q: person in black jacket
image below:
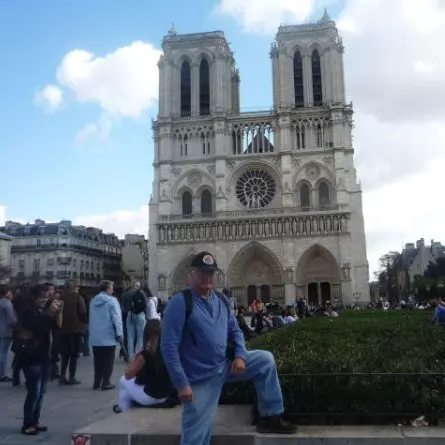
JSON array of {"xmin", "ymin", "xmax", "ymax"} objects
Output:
[
  {"xmin": 113, "ymin": 319, "xmax": 175, "ymax": 412},
  {"xmin": 16, "ymin": 284, "xmax": 62, "ymax": 435}
]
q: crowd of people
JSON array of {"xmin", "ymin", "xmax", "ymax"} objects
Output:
[
  {"xmin": 0, "ymin": 250, "xmax": 297, "ymax": 444},
  {"xmin": 2, "ymin": 265, "xmax": 444, "ymax": 442}
]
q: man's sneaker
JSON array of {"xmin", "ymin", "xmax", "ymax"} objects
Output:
[{"xmin": 256, "ymin": 415, "xmax": 297, "ymax": 434}]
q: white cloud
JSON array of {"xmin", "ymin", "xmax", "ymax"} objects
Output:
[
  {"xmin": 34, "ymin": 84, "xmax": 64, "ymax": 112},
  {"xmin": 364, "ymin": 153, "xmax": 445, "ymax": 276},
  {"xmin": 338, "ymin": 0, "xmax": 445, "ymax": 123},
  {"xmin": 75, "ymin": 114, "xmax": 112, "ymax": 146},
  {"xmin": 337, "ymin": 0, "xmax": 445, "ymax": 273},
  {"xmin": 74, "ymin": 205, "xmax": 149, "ymax": 238},
  {"xmin": 215, "ymin": 0, "xmax": 315, "ymax": 34},
  {"xmin": 56, "ymin": 41, "xmax": 161, "ymax": 117},
  {"xmin": 37, "ymin": 41, "xmax": 161, "ymax": 143}
]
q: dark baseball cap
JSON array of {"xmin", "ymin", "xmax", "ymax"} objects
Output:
[{"xmin": 190, "ymin": 251, "xmax": 218, "ymax": 272}]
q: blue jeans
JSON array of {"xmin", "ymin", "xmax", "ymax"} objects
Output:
[
  {"xmin": 181, "ymin": 349, "xmax": 284, "ymax": 445},
  {"xmin": 22, "ymin": 363, "xmax": 51, "ymax": 428},
  {"xmin": 83, "ymin": 324, "xmax": 90, "ymax": 356},
  {"xmin": 126, "ymin": 313, "xmax": 146, "ymax": 358},
  {"xmin": 0, "ymin": 337, "xmax": 12, "ymax": 378}
]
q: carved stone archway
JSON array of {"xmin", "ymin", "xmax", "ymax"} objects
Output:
[
  {"xmin": 171, "ymin": 255, "xmax": 194, "ymax": 294},
  {"xmin": 296, "ymin": 244, "xmax": 341, "ymax": 307},
  {"xmin": 228, "ymin": 242, "xmax": 284, "ymax": 306}
]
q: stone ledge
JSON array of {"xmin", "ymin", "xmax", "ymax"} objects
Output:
[{"xmin": 72, "ymin": 406, "xmax": 445, "ymax": 445}]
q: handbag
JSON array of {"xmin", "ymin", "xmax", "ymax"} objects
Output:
[{"xmin": 11, "ymin": 329, "xmax": 34, "ymax": 354}]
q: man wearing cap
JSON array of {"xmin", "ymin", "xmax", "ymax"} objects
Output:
[{"xmin": 161, "ymin": 251, "xmax": 296, "ymax": 445}]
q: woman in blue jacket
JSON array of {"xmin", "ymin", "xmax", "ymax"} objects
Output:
[{"xmin": 89, "ymin": 280, "xmax": 123, "ymax": 391}]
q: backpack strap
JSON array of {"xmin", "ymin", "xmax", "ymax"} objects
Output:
[
  {"xmin": 183, "ymin": 289, "xmax": 194, "ymax": 325},
  {"xmin": 214, "ymin": 291, "xmax": 231, "ymax": 317}
]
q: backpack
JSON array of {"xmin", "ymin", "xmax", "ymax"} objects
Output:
[
  {"xmin": 182, "ymin": 289, "xmax": 236, "ymax": 360},
  {"xmin": 131, "ymin": 290, "xmax": 147, "ymax": 314}
]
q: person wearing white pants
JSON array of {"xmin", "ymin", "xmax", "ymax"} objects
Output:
[
  {"xmin": 118, "ymin": 376, "xmax": 167, "ymax": 411},
  {"xmin": 113, "ymin": 318, "xmax": 174, "ymax": 413}
]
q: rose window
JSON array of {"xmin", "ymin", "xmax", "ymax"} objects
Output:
[{"xmin": 236, "ymin": 169, "xmax": 276, "ymax": 209}]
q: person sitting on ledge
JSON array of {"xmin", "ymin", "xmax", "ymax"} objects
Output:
[
  {"xmin": 161, "ymin": 251, "xmax": 297, "ymax": 445},
  {"xmin": 113, "ymin": 319, "xmax": 175, "ymax": 413}
]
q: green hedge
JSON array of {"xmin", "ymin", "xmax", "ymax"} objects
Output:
[{"xmin": 220, "ymin": 310, "xmax": 445, "ymax": 425}]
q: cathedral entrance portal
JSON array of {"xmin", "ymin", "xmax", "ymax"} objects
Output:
[
  {"xmin": 308, "ymin": 282, "xmax": 318, "ymax": 306},
  {"xmin": 228, "ymin": 242, "xmax": 284, "ymax": 307},
  {"xmin": 307, "ymin": 281, "xmax": 332, "ymax": 306},
  {"xmin": 296, "ymin": 245, "xmax": 341, "ymax": 307}
]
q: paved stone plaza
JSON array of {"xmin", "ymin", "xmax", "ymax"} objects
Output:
[{"xmin": 0, "ymin": 356, "xmax": 126, "ymax": 445}]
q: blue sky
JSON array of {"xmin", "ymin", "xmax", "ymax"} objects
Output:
[
  {"xmin": 0, "ymin": 0, "xmax": 343, "ymax": 222},
  {"xmin": 1, "ymin": 0, "xmax": 444, "ymax": 273}
]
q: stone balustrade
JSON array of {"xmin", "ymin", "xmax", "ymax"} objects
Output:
[
  {"xmin": 158, "ymin": 205, "xmax": 343, "ymax": 222},
  {"xmin": 157, "ymin": 211, "xmax": 349, "ymax": 244}
]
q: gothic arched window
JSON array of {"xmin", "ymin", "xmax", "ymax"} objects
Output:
[
  {"xmin": 300, "ymin": 183, "xmax": 310, "ymax": 208},
  {"xmin": 200, "ymin": 189, "xmax": 212, "ymax": 215},
  {"xmin": 296, "ymin": 125, "xmax": 306, "ymax": 150},
  {"xmin": 199, "ymin": 59, "xmax": 210, "ymax": 115},
  {"xmin": 180, "ymin": 61, "xmax": 191, "ymax": 116},
  {"xmin": 183, "ymin": 134, "xmax": 188, "ymax": 156},
  {"xmin": 312, "ymin": 50, "xmax": 323, "ymax": 106},
  {"xmin": 316, "ymin": 124, "xmax": 323, "ymax": 148},
  {"xmin": 182, "ymin": 191, "xmax": 192, "ymax": 216},
  {"xmin": 319, "ymin": 182, "xmax": 330, "ymax": 208},
  {"xmin": 201, "ymin": 133, "xmax": 206, "ymax": 155},
  {"xmin": 293, "ymin": 51, "xmax": 304, "ymax": 108}
]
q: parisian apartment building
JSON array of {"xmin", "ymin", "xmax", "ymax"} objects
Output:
[
  {"xmin": 0, "ymin": 219, "xmax": 122, "ymax": 287},
  {"xmin": 120, "ymin": 234, "xmax": 149, "ymax": 286}
]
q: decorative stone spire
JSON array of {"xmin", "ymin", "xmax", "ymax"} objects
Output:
[
  {"xmin": 167, "ymin": 23, "xmax": 177, "ymax": 36},
  {"xmin": 318, "ymin": 8, "xmax": 332, "ymax": 23},
  {"xmin": 269, "ymin": 40, "xmax": 279, "ymax": 58}
]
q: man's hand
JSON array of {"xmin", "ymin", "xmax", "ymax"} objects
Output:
[
  {"xmin": 230, "ymin": 357, "xmax": 246, "ymax": 375},
  {"xmin": 50, "ymin": 300, "xmax": 63, "ymax": 313},
  {"xmin": 178, "ymin": 386, "xmax": 193, "ymax": 404}
]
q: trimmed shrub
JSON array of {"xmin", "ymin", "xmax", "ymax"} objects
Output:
[{"xmin": 220, "ymin": 310, "xmax": 445, "ymax": 425}]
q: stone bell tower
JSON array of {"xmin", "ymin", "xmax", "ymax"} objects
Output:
[{"xmin": 149, "ymin": 14, "xmax": 369, "ymax": 308}]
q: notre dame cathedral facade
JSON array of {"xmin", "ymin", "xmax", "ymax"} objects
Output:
[{"xmin": 149, "ymin": 11, "xmax": 369, "ymax": 307}]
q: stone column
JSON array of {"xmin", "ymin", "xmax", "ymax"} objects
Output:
[
  {"xmin": 191, "ymin": 62, "xmax": 199, "ymax": 116},
  {"xmin": 214, "ymin": 58, "xmax": 224, "ymax": 114},
  {"xmin": 340, "ymin": 280, "xmax": 352, "ymax": 307},
  {"xmin": 170, "ymin": 64, "xmax": 179, "ymax": 117},
  {"xmin": 321, "ymin": 50, "xmax": 327, "ymax": 105},
  {"xmin": 284, "ymin": 283, "xmax": 296, "ymax": 305},
  {"xmin": 303, "ymin": 54, "xmax": 313, "ymax": 107},
  {"xmin": 317, "ymin": 282, "xmax": 322, "ymax": 306},
  {"xmin": 278, "ymin": 52, "xmax": 292, "ymax": 109},
  {"xmin": 271, "ymin": 48, "xmax": 280, "ymax": 109}
]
